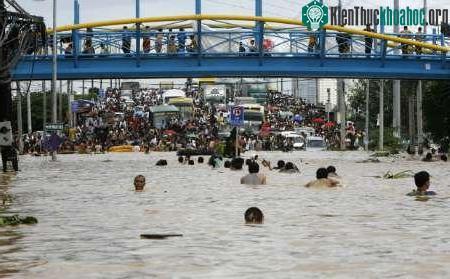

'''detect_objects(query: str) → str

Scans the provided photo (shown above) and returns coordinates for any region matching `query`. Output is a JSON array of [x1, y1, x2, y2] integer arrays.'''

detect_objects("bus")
[[168, 97, 193, 121], [241, 103, 265, 133]]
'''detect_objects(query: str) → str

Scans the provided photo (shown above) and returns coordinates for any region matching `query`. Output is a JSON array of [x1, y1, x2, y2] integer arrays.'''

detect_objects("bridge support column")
[[379, 80, 384, 151], [416, 80, 423, 150]]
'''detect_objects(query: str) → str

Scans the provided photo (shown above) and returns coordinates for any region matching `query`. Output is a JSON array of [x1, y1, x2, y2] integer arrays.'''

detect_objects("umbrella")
[[312, 117, 325, 123], [324, 121, 335, 128], [163, 130, 177, 136]]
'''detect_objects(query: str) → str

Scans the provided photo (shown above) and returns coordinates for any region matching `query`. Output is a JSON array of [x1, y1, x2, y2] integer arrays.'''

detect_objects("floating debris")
[[383, 170, 414, 179], [140, 234, 183, 239], [0, 215, 38, 227]]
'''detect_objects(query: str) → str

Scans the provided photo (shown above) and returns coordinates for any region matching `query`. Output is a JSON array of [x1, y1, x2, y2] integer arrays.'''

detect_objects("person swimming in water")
[[279, 162, 299, 173], [244, 207, 264, 224], [273, 160, 286, 170], [305, 168, 340, 188], [406, 171, 436, 196], [134, 175, 146, 191], [326, 165, 340, 178], [240, 162, 267, 185]]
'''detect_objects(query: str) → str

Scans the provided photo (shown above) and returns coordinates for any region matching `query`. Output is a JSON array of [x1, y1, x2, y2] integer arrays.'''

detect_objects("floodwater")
[[1, 151, 450, 278]]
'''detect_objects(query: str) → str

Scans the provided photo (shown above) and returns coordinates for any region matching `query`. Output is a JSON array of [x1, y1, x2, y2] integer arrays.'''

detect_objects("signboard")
[[230, 106, 244, 126], [45, 123, 64, 131], [0, 121, 13, 146], [302, 0, 328, 31]]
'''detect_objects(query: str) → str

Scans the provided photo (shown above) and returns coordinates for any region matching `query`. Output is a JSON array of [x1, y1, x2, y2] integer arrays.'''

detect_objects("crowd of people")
[[17, 84, 348, 156], [59, 24, 447, 58]]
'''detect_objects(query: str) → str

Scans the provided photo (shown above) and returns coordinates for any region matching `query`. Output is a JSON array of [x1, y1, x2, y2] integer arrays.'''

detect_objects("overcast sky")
[[16, 0, 450, 28]]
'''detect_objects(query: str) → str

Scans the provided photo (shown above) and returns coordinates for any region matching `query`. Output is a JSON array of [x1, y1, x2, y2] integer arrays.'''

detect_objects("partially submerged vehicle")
[[306, 135, 327, 150], [281, 131, 306, 150]]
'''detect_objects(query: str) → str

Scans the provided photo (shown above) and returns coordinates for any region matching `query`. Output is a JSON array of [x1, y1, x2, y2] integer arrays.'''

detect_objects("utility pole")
[[416, 81, 423, 150], [338, 79, 346, 150], [16, 82, 23, 153], [408, 90, 415, 144], [379, 80, 384, 151], [42, 80, 46, 129], [26, 82, 32, 133], [58, 80, 63, 122], [67, 80, 72, 127], [365, 79, 370, 151], [52, 0, 58, 125], [392, 0, 401, 139]]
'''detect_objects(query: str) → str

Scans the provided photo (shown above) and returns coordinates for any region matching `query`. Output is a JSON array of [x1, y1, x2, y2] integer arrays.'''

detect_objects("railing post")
[[255, 0, 264, 65], [380, 39, 386, 66], [135, 0, 141, 67], [319, 30, 326, 64], [196, 0, 202, 65], [72, 0, 80, 67], [440, 33, 446, 67]]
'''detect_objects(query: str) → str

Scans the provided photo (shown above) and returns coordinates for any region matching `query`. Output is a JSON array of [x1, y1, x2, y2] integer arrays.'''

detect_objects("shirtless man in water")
[[241, 162, 267, 185], [305, 168, 340, 188], [407, 171, 436, 196]]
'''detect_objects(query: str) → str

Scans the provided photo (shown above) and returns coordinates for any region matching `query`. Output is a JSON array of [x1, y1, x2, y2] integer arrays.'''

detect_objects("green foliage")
[[368, 127, 401, 152], [215, 142, 225, 156], [423, 81, 450, 142], [347, 79, 394, 130], [0, 215, 38, 227], [11, 91, 98, 132]]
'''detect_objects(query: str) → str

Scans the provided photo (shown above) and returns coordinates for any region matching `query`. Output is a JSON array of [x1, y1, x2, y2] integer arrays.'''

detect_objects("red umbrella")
[[324, 121, 335, 128], [312, 118, 325, 123], [163, 130, 177, 136]]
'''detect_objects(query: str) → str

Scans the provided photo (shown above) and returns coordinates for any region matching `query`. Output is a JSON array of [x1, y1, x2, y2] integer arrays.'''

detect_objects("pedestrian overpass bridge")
[[12, 15, 450, 81]]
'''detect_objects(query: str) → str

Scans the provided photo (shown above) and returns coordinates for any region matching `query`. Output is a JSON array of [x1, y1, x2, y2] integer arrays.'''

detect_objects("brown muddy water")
[[1, 151, 450, 278]]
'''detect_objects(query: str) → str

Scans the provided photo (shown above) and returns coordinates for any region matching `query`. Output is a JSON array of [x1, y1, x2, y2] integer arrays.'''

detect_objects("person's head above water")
[[156, 159, 167, 166], [244, 207, 264, 224], [188, 160, 195, 165], [248, 162, 260, 174], [224, 160, 231, 168], [134, 175, 146, 191], [178, 156, 184, 163], [424, 152, 432, 161], [198, 157, 204, 163], [284, 162, 295, 170], [326, 165, 337, 174], [414, 171, 430, 189], [231, 157, 244, 170], [276, 160, 286, 169], [316, 168, 328, 179]]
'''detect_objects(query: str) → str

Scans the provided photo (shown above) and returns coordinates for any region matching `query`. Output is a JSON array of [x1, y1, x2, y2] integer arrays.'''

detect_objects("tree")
[[423, 81, 450, 144]]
